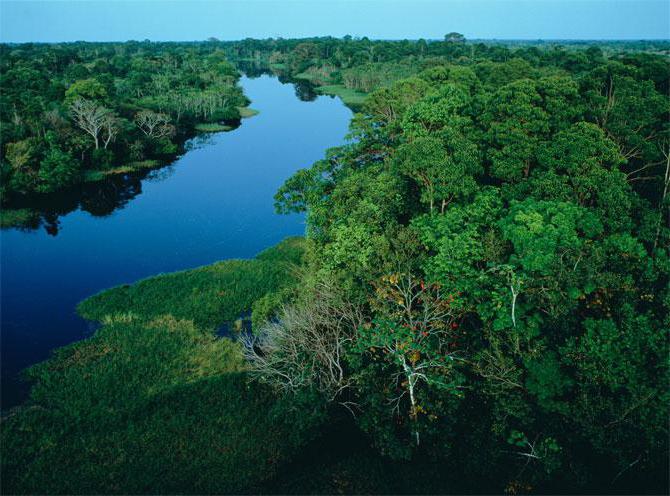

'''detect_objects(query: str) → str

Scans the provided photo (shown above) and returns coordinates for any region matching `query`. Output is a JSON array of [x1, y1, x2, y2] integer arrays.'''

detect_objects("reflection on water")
[[6, 171, 150, 236], [235, 60, 269, 79], [0, 74, 352, 409], [184, 133, 218, 151], [236, 59, 319, 102], [2, 71, 319, 238], [6, 142, 194, 236], [292, 79, 319, 102], [144, 164, 178, 183]]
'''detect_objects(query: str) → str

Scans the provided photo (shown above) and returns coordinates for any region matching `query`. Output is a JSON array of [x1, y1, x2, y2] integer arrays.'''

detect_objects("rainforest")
[[1, 33, 669, 494]]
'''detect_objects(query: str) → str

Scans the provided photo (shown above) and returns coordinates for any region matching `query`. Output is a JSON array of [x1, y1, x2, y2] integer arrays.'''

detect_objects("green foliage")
[[483, 79, 549, 181], [393, 131, 481, 213], [498, 199, 603, 275], [91, 147, 114, 169], [561, 310, 669, 477], [263, 36, 669, 492], [37, 145, 80, 192], [0, 207, 40, 228], [413, 189, 504, 297], [4, 139, 40, 194], [4, 36, 670, 493], [354, 274, 465, 455], [64, 78, 108, 105], [533, 122, 631, 229], [28, 131, 80, 192]]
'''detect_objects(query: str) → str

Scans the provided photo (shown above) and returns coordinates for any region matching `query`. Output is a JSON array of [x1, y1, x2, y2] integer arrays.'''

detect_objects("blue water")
[[0, 75, 352, 408]]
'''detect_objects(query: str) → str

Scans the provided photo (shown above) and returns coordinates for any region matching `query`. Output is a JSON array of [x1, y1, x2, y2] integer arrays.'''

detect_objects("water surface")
[[1, 75, 352, 408]]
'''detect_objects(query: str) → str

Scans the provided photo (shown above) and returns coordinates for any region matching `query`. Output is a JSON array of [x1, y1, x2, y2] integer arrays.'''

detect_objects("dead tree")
[[70, 98, 112, 149], [242, 279, 364, 401], [134, 110, 175, 139]]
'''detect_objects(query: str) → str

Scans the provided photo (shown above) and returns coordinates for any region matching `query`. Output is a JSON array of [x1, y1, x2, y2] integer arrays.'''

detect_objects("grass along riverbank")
[[194, 122, 234, 132], [77, 236, 305, 329], [238, 106, 260, 118], [81, 159, 161, 182], [1, 237, 325, 494], [314, 84, 367, 109], [0, 208, 40, 228], [292, 71, 368, 110]]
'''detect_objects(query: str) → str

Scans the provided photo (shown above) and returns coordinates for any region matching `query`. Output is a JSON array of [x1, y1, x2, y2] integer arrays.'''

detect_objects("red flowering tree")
[[356, 272, 465, 447]]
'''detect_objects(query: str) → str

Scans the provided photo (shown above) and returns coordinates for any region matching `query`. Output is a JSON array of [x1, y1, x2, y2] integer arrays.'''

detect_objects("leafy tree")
[[355, 274, 464, 449], [4, 139, 39, 194], [533, 122, 631, 230], [444, 32, 466, 43], [37, 133, 80, 192], [483, 79, 549, 181], [393, 131, 480, 214], [64, 78, 108, 105]]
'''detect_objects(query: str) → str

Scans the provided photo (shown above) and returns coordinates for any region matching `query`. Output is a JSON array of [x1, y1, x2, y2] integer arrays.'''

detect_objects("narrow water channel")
[[0, 74, 352, 408]]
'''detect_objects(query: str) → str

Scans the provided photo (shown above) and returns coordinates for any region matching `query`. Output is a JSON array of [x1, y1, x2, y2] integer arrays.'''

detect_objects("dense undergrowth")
[[2, 316, 323, 493]]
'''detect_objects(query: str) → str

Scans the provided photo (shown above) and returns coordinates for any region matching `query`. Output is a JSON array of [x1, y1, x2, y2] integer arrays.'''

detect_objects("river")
[[0, 74, 352, 408]]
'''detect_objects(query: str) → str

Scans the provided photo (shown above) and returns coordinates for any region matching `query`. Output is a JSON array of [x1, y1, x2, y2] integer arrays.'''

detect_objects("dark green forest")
[[1, 36, 669, 494]]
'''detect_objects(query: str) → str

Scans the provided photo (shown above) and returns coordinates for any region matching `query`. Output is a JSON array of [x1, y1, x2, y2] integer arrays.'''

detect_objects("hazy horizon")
[[2, 36, 670, 44], [1, 0, 668, 43]]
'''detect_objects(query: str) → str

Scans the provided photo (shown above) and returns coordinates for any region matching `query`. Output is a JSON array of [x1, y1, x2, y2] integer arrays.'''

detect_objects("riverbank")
[[233, 58, 368, 111], [0, 238, 323, 493], [1, 74, 353, 409], [0, 108, 259, 230], [0, 235, 465, 494], [77, 236, 305, 329], [292, 72, 368, 110], [313, 84, 367, 109]]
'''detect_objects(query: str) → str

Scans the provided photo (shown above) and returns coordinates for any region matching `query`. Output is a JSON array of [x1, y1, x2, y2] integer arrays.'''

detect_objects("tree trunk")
[[402, 358, 420, 447]]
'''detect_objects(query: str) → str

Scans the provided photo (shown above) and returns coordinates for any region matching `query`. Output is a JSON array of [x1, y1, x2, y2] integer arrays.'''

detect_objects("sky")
[[1, 0, 668, 43]]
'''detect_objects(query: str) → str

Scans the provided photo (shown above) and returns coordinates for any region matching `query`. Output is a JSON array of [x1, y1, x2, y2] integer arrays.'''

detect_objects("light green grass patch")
[[294, 72, 317, 81], [195, 123, 233, 133], [83, 160, 161, 182], [316, 84, 368, 108], [1, 314, 322, 494], [77, 237, 306, 329], [238, 106, 260, 118]]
